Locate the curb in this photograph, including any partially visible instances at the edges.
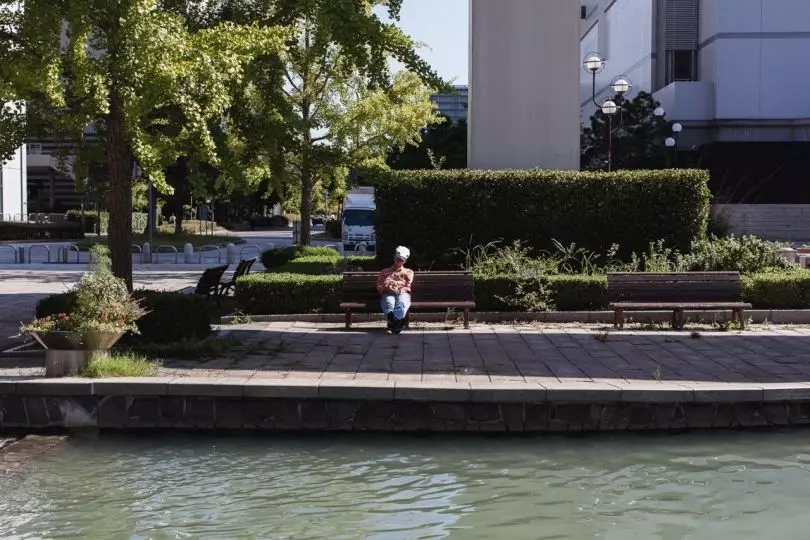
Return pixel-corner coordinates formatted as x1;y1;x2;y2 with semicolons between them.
220;309;810;325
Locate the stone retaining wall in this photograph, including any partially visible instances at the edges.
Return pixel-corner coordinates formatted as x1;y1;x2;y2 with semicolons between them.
2;394;808;432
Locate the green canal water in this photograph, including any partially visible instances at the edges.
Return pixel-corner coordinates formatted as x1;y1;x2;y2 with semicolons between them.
3;432;810;539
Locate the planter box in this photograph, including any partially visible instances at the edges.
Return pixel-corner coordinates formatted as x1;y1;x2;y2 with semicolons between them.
31;331;124;377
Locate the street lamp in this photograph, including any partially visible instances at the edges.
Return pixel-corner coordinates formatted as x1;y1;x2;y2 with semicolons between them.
610;75;632;97
654;107;666;118
601;99;619;171
583;52;605;107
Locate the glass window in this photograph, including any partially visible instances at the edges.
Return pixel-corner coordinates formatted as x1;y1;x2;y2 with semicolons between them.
343;209;374;227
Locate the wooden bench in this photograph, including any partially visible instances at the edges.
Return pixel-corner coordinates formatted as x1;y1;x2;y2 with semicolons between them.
179;264;229;305
340;271;475;329
219;258;257;296
607;272;752;330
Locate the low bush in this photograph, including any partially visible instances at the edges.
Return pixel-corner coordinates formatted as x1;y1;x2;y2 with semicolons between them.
0;222;84;241
681;235;790;274
344;256;380;271
275;255;339;275
742;271;810;309
66;210;148;234
236;273;341;314
260;245;339;268
36;290;212;343
235;270;810;314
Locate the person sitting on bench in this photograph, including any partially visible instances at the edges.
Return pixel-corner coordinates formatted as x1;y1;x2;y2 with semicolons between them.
376;246;414;334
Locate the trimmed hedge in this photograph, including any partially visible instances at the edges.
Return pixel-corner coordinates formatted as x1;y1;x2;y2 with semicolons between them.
0;222;84;241
236;273;341;314
66;210;148;234
260;245;339;269
235;271;810;314
345;256;380;271
35;290;212;343
276;255;339;275
371;169;711;268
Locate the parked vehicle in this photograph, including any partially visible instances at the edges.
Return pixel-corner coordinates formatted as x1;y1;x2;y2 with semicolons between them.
311;214;326;226
342;187;376;253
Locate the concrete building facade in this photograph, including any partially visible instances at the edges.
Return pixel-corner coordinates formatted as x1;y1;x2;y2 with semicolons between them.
580;0;810;148
468;0;582;170
0;144;27;219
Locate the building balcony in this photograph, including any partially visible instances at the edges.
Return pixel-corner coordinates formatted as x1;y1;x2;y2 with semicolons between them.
652;81;715;122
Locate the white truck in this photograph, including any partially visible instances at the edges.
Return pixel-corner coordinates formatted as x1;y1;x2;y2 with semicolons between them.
342;186;376;253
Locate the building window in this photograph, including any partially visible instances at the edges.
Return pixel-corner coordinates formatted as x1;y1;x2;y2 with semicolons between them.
667;50;697;83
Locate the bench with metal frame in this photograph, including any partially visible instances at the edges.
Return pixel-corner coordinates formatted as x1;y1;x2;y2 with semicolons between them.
340;271;475;329
607;272;752;330
178;264;229;305
219;258;257;296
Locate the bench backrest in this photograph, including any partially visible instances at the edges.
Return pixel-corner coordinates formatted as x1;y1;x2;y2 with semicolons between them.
195;264;229;294
606;272;743;303
233;258;256;281
342;271;474;304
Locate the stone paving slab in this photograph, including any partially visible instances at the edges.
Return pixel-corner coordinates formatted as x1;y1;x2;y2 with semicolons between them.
4;321;810;404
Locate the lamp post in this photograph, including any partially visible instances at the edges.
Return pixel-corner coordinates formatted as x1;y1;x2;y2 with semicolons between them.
583;53;632;171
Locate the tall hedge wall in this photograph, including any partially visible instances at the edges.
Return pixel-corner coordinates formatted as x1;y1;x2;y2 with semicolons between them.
372;169;710;268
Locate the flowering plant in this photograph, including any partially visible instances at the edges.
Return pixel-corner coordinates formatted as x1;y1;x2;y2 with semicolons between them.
20;313;73;334
20;246;147;336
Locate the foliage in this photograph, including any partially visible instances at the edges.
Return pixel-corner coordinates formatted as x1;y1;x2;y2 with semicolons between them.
473;275;609;312
19;313;74;334
260;245;339;268
741;271;810;309
216;0;447;245
36;288;211;344
343;256;380;271
235;272;341;314
581;92;673;171
680;235;791;274
387;117;467;170
0;222;84;241
0;0;288;288
325;219;342;239
0;101;26;163
66;210;148;235
79;352;159;378
275;255;340;275
372;169;710;268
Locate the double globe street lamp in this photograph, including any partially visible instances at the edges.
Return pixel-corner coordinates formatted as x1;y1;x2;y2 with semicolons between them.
654;107;684;167
583;52;633;171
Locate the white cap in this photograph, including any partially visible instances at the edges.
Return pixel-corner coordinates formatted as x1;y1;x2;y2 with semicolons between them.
395;246;410;261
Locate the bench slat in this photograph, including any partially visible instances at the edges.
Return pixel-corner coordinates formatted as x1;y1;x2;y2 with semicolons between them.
607;272;741;283
611;302;751;309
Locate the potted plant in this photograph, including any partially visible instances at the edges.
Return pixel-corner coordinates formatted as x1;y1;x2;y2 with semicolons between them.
20;246;147;376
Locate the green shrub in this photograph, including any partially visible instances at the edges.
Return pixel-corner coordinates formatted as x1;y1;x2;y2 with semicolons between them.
475;275;609;311
325;219;342;239
681;235;790;274
0;222;84;241
742;271;810;309
275;255;339;275
260;245;340;268
344;256;380;271
236;273;341;314
66;210;148;234
36;290;211;343
371;169;710;268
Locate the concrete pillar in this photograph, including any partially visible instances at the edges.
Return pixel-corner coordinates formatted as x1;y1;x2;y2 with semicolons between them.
468;0;581;170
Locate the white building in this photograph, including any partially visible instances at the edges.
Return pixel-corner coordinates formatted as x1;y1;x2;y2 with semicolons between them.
580;0;810;148
0;143;27;219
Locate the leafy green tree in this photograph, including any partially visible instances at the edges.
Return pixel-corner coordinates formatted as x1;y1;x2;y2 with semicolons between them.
581;91;673;171
215;0;446;245
0;0;285;288
387;117;467;170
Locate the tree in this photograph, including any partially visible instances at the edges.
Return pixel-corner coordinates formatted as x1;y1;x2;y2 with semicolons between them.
387;117;467;170
580;91;673;171
0;0;286;288
218;0;446;245
0;101;25;163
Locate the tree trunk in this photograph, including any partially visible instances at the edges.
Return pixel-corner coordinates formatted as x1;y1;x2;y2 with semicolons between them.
175;212;183;235
300;158;313;245
106;87;134;291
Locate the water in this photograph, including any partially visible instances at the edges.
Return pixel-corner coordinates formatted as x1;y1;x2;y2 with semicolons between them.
4;432;810;539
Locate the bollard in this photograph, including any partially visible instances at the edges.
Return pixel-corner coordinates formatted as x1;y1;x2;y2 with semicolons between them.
142;242;152;264
226;243;237;264
184;243;194;264
18;246;25;264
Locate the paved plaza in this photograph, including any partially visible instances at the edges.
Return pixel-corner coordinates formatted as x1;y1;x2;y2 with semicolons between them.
5;321;810;393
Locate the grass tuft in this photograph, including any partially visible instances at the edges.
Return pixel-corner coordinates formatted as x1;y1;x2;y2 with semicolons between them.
80;352;160;378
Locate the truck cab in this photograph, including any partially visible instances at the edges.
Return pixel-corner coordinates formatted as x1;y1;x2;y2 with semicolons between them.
342;188;376;253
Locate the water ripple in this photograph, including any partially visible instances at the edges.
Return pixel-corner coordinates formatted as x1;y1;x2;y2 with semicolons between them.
5;432;810;538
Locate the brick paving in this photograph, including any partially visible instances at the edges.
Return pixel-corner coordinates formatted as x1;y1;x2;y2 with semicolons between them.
7;321;809;388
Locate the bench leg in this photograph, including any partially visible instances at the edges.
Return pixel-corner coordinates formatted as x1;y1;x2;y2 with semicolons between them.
463;309;470;330
672;309;685;330
345;310;352;329
737;308;746;330
614;309;624;329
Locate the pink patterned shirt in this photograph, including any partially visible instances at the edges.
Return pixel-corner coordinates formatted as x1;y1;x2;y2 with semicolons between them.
376;266;414;295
